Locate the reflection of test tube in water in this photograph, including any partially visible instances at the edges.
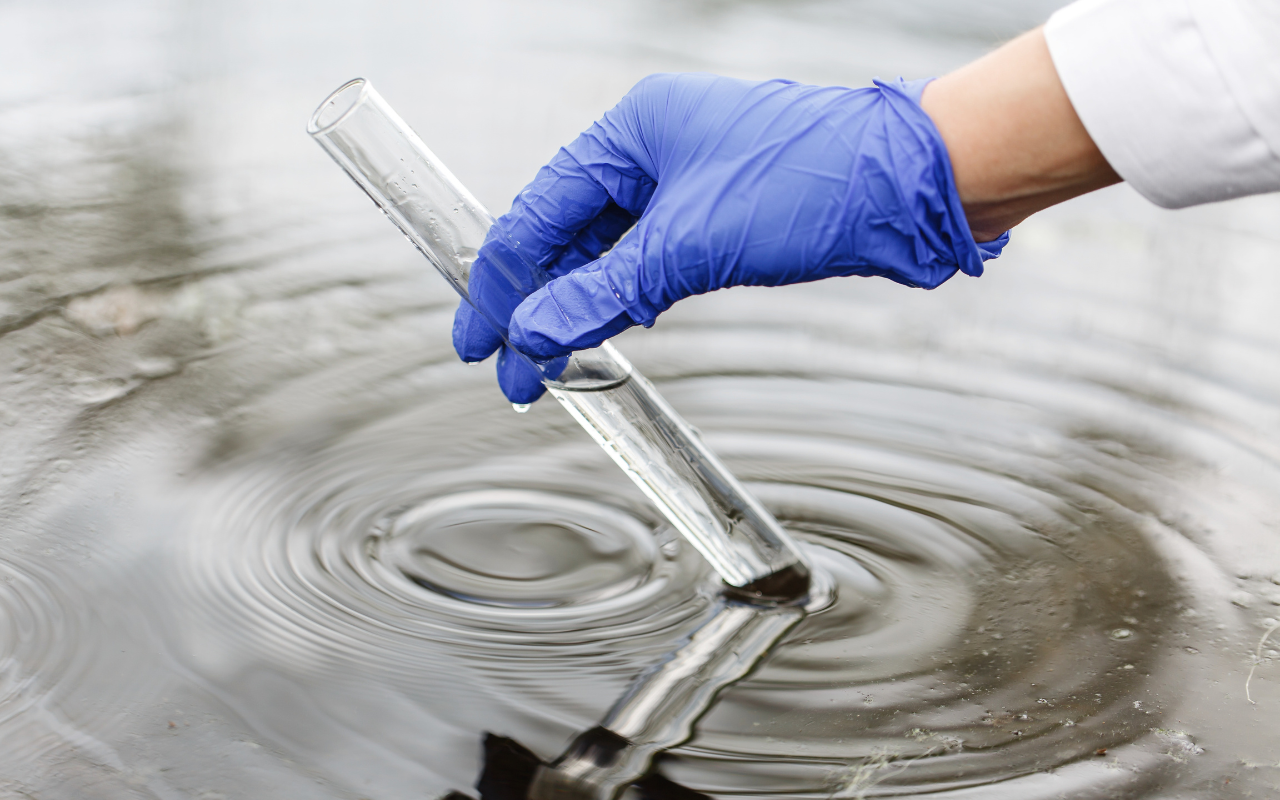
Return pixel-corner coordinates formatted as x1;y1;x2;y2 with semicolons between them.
527;600;804;799
460;598;804;799
309;79;808;598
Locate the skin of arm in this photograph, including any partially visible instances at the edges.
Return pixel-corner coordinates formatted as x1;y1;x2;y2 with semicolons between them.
920;27;1121;242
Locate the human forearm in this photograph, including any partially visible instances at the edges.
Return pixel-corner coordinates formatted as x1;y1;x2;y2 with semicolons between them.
920;27;1120;242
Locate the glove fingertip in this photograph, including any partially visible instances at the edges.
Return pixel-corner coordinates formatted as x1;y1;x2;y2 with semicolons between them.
496;345;547;404
452;303;503;363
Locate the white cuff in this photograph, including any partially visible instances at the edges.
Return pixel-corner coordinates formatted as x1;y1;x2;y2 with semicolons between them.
1046;0;1280;209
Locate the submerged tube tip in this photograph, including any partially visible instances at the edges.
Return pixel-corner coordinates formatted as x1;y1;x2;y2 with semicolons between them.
723;563;811;607
308;78;369;136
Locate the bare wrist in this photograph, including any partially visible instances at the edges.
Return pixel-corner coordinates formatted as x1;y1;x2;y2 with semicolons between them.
920;27;1120;241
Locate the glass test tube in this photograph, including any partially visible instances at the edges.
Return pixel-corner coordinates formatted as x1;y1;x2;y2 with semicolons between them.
309;79;808;598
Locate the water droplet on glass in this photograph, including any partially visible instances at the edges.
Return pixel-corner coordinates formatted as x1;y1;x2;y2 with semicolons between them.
512;403;530;414
1110;628;1133;640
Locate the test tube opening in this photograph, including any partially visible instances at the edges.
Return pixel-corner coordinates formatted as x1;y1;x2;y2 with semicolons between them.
308;78;369;136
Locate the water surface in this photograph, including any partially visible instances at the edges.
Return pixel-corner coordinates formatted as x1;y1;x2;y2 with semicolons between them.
3;0;1280;797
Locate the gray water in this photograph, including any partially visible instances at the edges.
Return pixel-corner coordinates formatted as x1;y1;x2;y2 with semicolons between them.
4;0;1280;797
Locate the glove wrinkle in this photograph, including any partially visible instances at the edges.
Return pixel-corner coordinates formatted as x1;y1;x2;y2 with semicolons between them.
509;256;634;357
556;202;637;276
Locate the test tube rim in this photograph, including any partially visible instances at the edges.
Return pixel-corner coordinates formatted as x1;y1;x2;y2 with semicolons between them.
308;78;371;136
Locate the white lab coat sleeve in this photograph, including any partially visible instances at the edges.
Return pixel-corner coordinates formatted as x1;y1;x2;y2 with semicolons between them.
1045;0;1280;208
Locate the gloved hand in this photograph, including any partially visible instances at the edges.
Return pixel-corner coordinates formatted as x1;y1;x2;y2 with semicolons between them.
454;73;1008;403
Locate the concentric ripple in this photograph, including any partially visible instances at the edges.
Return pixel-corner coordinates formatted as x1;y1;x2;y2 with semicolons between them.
0;548;175;797
158;321;1276;798
375;490;660;609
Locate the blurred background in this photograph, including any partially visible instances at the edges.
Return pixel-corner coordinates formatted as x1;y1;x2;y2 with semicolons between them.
3;1;1280;798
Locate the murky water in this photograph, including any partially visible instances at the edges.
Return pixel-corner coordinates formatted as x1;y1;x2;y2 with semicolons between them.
4;0;1280;797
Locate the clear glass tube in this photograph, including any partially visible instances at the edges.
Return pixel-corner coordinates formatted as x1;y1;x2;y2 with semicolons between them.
309;78;807;596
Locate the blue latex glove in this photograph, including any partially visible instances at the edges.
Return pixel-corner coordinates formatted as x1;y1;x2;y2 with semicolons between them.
454;73;1008;403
